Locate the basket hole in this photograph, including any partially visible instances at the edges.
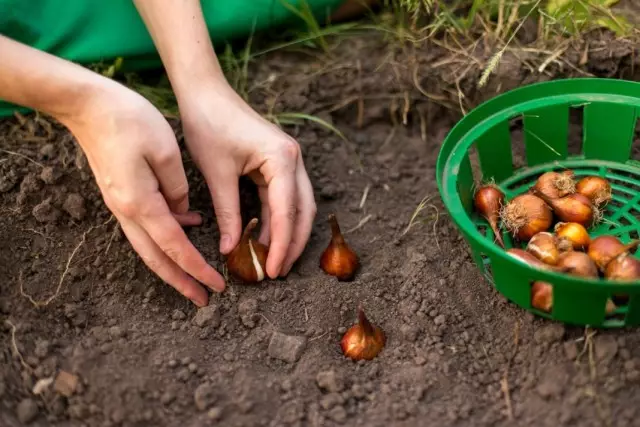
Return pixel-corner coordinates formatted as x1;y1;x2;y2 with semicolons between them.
568;105;584;156
604;297;627;324
509;115;526;169
631;117;640;162
530;281;553;315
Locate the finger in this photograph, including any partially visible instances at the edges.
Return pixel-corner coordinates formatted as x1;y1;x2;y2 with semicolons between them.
258;186;271;246
146;145;190;214
205;166;242;254
119;218;209;307
281;157;316;275
174;211;203;227
138;196;226;292
265;171;297;279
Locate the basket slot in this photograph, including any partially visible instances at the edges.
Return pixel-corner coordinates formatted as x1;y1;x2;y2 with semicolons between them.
583;103;636;162
523;105;569;166
456;151;475;214
474;120;513;183
489;256;530;307
553;286;608;326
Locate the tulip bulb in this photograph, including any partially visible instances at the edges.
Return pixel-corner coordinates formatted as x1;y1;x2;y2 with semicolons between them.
576;176;612;207
474;184;505;248
554;222;590;251
226;218;268;283
320;213;359;281
341;306;386;361
531;281;553;312
587;236;640;272
535;191;597;228
532;170;575;200
507;248;569;273
556;252;598;278
605;253;640;282
500;194;553;242
526;232;572;265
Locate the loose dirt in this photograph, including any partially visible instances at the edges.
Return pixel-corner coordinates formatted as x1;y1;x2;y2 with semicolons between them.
2;22;640;427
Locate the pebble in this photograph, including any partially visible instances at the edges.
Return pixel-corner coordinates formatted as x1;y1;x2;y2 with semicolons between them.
595;335;618;363
171;321;179;331
188;363;198;373
172;310;186;320
17;398;39;424
207;407;223;421
194;383;217;411
267;331;307;363
168;359;178;368
192;304;220;328
161;391;176;405
338;327;347;334
316;370;344;393
533;323;565;344
53;371;79;397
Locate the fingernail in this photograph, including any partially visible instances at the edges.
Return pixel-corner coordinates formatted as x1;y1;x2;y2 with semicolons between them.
220;234;232;253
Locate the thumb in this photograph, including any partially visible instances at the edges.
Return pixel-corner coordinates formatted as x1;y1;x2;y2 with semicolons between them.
206;168;242;254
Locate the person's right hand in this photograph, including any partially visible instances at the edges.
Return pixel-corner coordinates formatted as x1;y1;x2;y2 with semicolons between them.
66;80;225;307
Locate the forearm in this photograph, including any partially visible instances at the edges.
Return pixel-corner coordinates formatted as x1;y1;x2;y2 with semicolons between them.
0;35;108;125
133;0;228;96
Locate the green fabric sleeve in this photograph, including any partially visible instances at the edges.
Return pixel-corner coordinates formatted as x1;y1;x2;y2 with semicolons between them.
0;0;345;117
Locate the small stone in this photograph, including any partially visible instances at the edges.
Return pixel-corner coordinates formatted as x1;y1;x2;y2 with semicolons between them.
595;335;618;363
434;315;446;326
168;359;178;368
171;321;179;331
34;340;50;359
17;398;39;424
316;370;344;393
188;363;198;373
194;382;217;411
161;391;176;405
192;304;220;328
338;327;347;334
267;331;307;363
40;166;62;185
53;371;79;397
534;323;565;344
207;407;223;421
32;197;60;223
172;310;186;321
328;405;348;423
62;193;86;221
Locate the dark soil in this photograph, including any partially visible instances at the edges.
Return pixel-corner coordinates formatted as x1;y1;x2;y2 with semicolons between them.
3;22;640;427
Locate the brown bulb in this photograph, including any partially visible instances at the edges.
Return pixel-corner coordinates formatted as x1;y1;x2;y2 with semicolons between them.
527;232;571;265
474;184;505;248
531;281;553;312
340;306;386;361
535;191;597;228
500;194;553;242
588;236;640;272
554;222;590;250
605;253;640;282
320;213;359;281
576;176;612;206
226;218;268;283
556;252;598;278
532;170;575;200
507;248;568;273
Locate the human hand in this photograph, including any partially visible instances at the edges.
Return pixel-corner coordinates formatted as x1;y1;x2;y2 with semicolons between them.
67;81;225;306
176;83;317;279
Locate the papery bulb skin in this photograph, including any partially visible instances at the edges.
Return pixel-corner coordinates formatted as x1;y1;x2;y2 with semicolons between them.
320;214;359;281
588;236;640;272
526;232;570;265
507;248;567;272
535;191;596;228
532;170;576;200
500;194;553;242
556;252;598;278
554;222;590;251
531;281;553;312
226;218;268;283
340;307;386;361
576;176;612;206
605;253;640;282
473;184;505;248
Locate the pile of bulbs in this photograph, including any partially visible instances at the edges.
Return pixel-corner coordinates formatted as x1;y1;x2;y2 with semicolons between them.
225;213;385;361
474;171;640;313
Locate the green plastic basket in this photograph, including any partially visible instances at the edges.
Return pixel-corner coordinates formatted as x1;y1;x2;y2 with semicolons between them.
436;78;640;328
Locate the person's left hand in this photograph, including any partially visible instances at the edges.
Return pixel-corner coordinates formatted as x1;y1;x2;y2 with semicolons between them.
176;82;317;279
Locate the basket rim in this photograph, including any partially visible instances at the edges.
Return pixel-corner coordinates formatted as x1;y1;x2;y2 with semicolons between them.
436;77;640;289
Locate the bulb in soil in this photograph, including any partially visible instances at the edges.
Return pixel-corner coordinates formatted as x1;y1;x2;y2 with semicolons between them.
473;184;505;248
554;222;590;251
526;231;572;265
532;170;575;200
341;306;386;361
320;213;359;281
576;176;612;207
500;194;553;242
588;236;640;272
226;218;268;283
